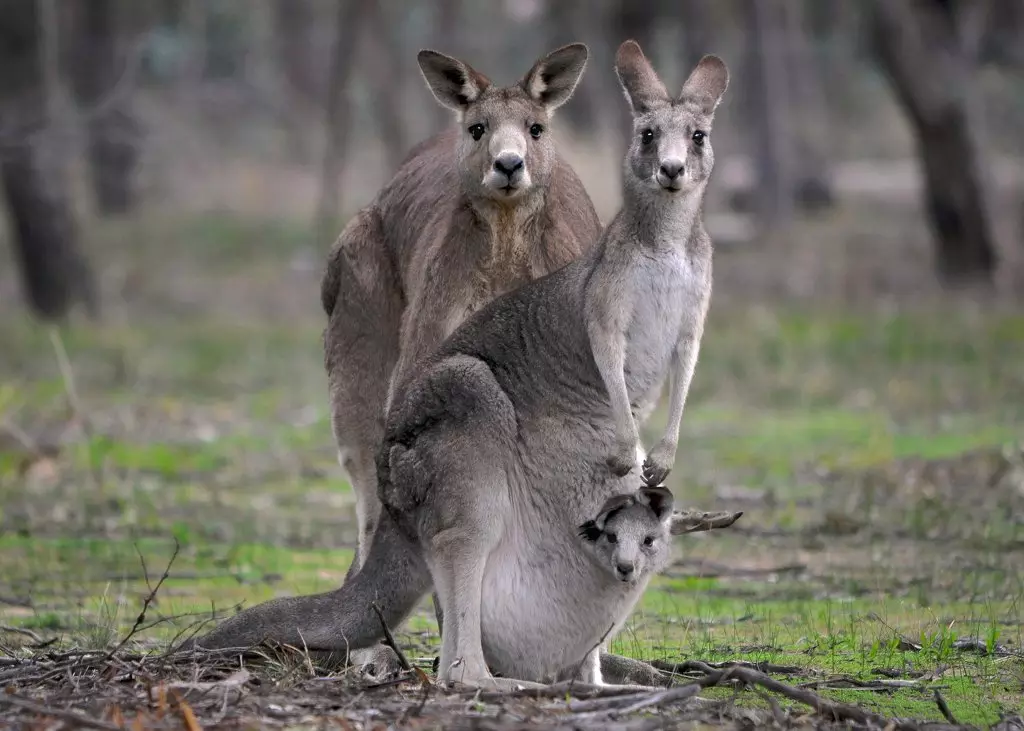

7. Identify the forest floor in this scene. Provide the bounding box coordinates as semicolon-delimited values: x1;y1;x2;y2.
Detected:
1;209;1023;729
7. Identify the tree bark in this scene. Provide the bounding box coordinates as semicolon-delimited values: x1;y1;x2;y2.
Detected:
744;0;795;228
365;0;409;175
429;0;460;134
783;0;834;213
314;0;370;247
68;0;140;215
869;0;997;284
272;0;318;103
548;0;598;137
0;0;98;319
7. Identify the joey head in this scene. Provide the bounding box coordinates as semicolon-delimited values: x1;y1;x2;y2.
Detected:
578;486;675;583
190;40;729;693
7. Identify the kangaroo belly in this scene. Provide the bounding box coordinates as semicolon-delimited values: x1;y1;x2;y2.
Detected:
478;534;647;682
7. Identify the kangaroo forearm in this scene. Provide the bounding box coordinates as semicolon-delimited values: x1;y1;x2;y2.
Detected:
661;340;700;447
592;344;635;440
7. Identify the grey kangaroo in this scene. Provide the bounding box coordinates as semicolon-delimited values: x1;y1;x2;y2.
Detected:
191;40;729;690
321;43;599;578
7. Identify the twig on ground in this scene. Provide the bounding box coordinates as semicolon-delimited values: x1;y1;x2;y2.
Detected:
934;689;958;725
0;594;32;608
0;693;121;731
669;509;744;535
652;658;805;676
106;539;180;659
371;602;412;672
0;625;45;643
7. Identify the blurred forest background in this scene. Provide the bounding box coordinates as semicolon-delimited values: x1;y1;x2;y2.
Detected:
1;0;1023;319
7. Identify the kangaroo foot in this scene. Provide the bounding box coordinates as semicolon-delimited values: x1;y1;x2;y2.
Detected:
349;644;405;682
599;652;667;687
449;676;547;692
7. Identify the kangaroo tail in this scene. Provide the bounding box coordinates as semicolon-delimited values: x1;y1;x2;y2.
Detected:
184;512;430;653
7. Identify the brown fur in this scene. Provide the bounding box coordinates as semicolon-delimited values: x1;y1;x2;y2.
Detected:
320;45;601;575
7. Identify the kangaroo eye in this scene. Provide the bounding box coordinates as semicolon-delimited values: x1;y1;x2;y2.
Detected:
692;130;706;147
641;129;654;145
606;533;618;544
643;536;655;547
529;123;544;139
468;123;486;141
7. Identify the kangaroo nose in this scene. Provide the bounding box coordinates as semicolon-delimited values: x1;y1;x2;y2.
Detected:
494;152;524;177
616;561;635;579
659;159;684;180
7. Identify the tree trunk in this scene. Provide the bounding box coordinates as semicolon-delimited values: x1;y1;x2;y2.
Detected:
314;0;370;247
783;0;834;213
365;1;409;176
68;0;140;215
744;0;795;228
869;0;997;284
271;0;318;103
612;0;661;147
429;0;460;134
548;0;598;137
0;0;97;319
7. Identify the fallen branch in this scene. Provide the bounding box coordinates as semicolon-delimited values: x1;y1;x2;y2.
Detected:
669;509;744;535
371;602;412;672
0;693;121;731
651;658;805;676
105;539;180;659
0;625;45;644
934;689;958;725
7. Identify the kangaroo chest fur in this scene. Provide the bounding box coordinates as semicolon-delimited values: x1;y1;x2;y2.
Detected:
622;247;705;402
445;204;542;339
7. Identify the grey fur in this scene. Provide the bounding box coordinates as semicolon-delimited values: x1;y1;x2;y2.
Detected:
190;41;729;691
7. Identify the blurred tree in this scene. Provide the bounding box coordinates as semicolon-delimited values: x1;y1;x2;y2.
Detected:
315;0;371;246
869;0;997;283
783;0;835;213
366;0;410;175
744;0;795;228
430;0;461;133
67;0;141;215
0;0;98;319
548;0;599;137
272;0;318;103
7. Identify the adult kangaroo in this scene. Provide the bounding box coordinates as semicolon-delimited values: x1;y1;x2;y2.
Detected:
320;43;600;576
191;41;730;691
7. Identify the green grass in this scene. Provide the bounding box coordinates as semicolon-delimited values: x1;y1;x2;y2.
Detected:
1;211;1023;724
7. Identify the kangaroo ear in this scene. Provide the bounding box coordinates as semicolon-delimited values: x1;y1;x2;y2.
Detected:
680;54;729;114
584;493;636;533
522;43;589;111
614;39;669;116
418;49;492;111
638;485;674;521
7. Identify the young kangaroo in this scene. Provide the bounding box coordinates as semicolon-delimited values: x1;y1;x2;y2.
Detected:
322;44;599;581
190;41;729;691
570;486;676;684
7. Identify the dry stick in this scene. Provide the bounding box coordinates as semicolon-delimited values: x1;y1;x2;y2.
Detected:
0;625;45;643
49;328;105;491
669;509;744;535
0;694;121;731
371;602;412;672
106;539;181;659
934;689;958;725
700;664;926;730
